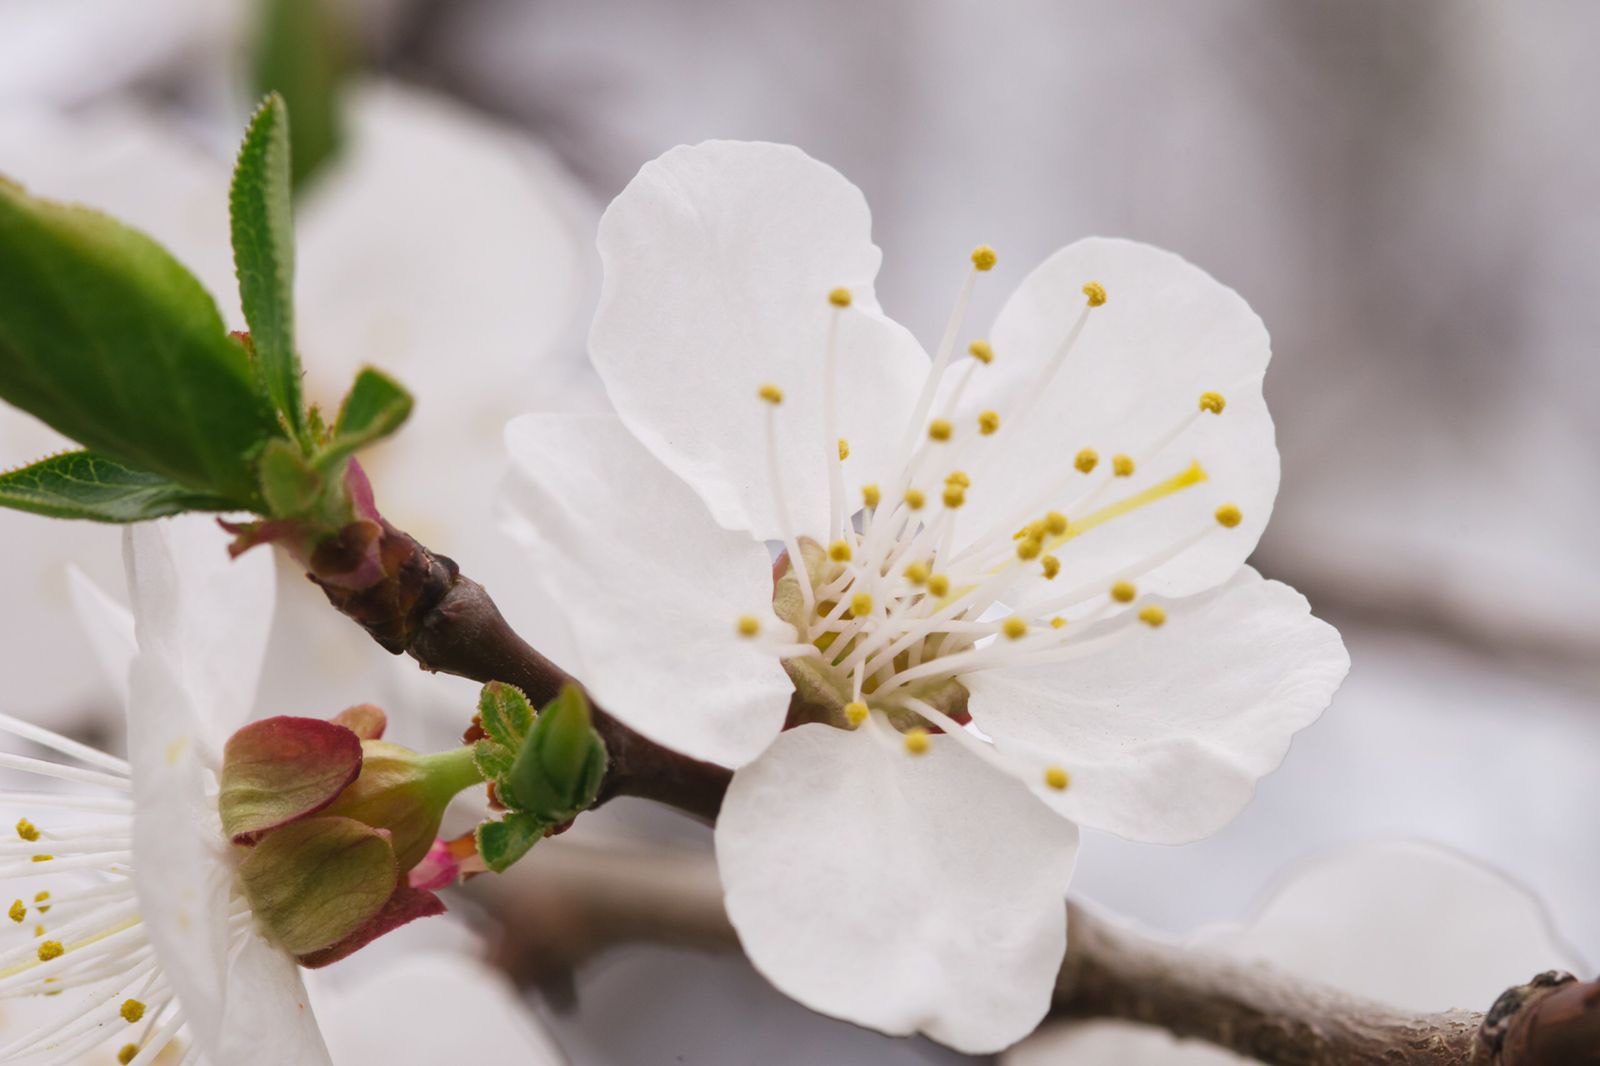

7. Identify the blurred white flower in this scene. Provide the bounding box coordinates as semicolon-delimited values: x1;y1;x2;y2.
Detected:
499;140;1350;1051
1006;842;1588;1065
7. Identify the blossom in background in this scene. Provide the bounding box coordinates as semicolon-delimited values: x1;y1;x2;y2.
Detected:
1006;841;1588;1065
0;81;593;732
500;140;1350;1051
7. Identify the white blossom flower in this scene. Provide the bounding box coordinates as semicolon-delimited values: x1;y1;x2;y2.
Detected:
499;140;1351;1051
1006;841;1589;1065
0;517;330;1064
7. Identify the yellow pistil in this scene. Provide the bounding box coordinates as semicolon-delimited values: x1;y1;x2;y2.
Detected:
1082;280;1107;307
903;561;930;584
1001;616;1029;640
829;287;853;308
828;539;853;562
1049;616;1067;629
845;701;870;727
36;941;63;962
978;410;1000;435
928;419;953;442
904;728;931;754
8;900;23;924
971;245;998;271
1041;555;1061;580
1044;511;1068;535
1044;765;1071;790
904;488;926;510
837;438;850;461
735;615;761;637
1110;580;1137;603
121;999;146;1024
1112;454;1135;477
1139;605;1167;627
968;339;994;364
862;483;881;507
758;383;784;405
1074;448;1098;474
1046;461;1208;551
849;592;874;617
943;485;966;508
118;1046;139;1066
927;574;951;597
1199;391;1226;414
1215;502;1243;528
15;818;39;842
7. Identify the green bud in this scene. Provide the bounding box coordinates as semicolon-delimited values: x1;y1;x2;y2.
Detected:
503;684;607;823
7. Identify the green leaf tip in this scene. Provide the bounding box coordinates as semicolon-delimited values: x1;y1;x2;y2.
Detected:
315;367;413;473
0;451;237;523
231;92;306;444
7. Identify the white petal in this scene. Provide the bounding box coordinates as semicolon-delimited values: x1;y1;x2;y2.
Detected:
319;954;567;1065
966;568;1348;844
956;238;1277;601
215;934;332;1066
500;413;791;767
123;517;275;754
65;564;136;704
590;140;927;540
717;723;1079;1053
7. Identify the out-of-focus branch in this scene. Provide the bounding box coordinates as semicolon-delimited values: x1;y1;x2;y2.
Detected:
473;839;1599;1066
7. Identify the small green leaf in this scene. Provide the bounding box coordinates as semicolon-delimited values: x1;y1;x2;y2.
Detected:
258;438;323;517
0;179;280;504
317;367;413;471
0;451;236;523
472;738;515;784
231;94;304;441
253;0;349;190
475;812;547;874
476;682;534;752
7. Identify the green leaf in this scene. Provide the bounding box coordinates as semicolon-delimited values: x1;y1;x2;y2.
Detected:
317;367;413;471
476;682;534;752
0;178;280;504
475;811;547;874
472;738;515;784
0;450;236;522
258;438;323;517
253;0;349;190
231;94;304;442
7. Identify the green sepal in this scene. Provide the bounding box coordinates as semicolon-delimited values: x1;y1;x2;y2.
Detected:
0;179;280;505
475;811;548;874
316;366;413;473
230;93;305;443
0;450;236;522
235;815;398;956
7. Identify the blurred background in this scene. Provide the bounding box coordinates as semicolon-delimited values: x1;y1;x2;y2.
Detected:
2;1;1596;1062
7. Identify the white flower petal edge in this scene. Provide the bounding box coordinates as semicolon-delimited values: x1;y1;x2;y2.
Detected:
589;139;928;541
1005;842;1587;1065
500;413;793;767
717;723;1079;1053
965;567;1350;844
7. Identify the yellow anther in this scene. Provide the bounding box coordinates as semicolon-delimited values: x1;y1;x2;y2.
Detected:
15;818;39;842
828;539;853;562
1049;616;1067;629
758;383;784;405
735;615;761;638
829;287;853;308
34;891;48;902
1025;519;1047;540
1074;448;1099;474
968;339;994;364
971;245;998;271
1082;280;1107;307
37;941;63;962
31;855;52;863
943;485;966;508
33;924;44;937
845;701;870;727
119;1046;139;1066
837;438;850;461
927;574;951;597
862;483;881;507
1139;605;1168;627
904;488;926;510
1215;503;1243;528
1041;555;1061;580
849;592;874;616
1199;391;1226;414
928;419;953;442
978;410;1000;435
904;728;931;754
1016;539;1042;561
1044;511;1068;535
33;891;49;913
1044;765;1071;791
903;561;930;584
1112;454;1135;477
8;900;23;923
1110;580;1137;603
1001;616;1029;640
945;470;971;488
121;999;146;1024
